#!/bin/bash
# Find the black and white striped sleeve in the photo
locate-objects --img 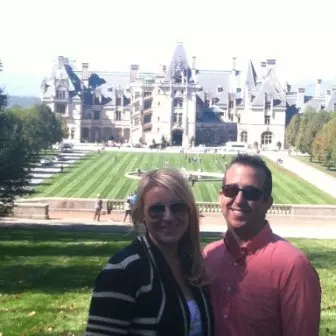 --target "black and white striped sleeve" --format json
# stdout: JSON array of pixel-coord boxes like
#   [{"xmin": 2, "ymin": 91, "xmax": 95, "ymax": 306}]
[{"xmin": 85, "ymin": 253, "xmax": 140, "ymax": 336}]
